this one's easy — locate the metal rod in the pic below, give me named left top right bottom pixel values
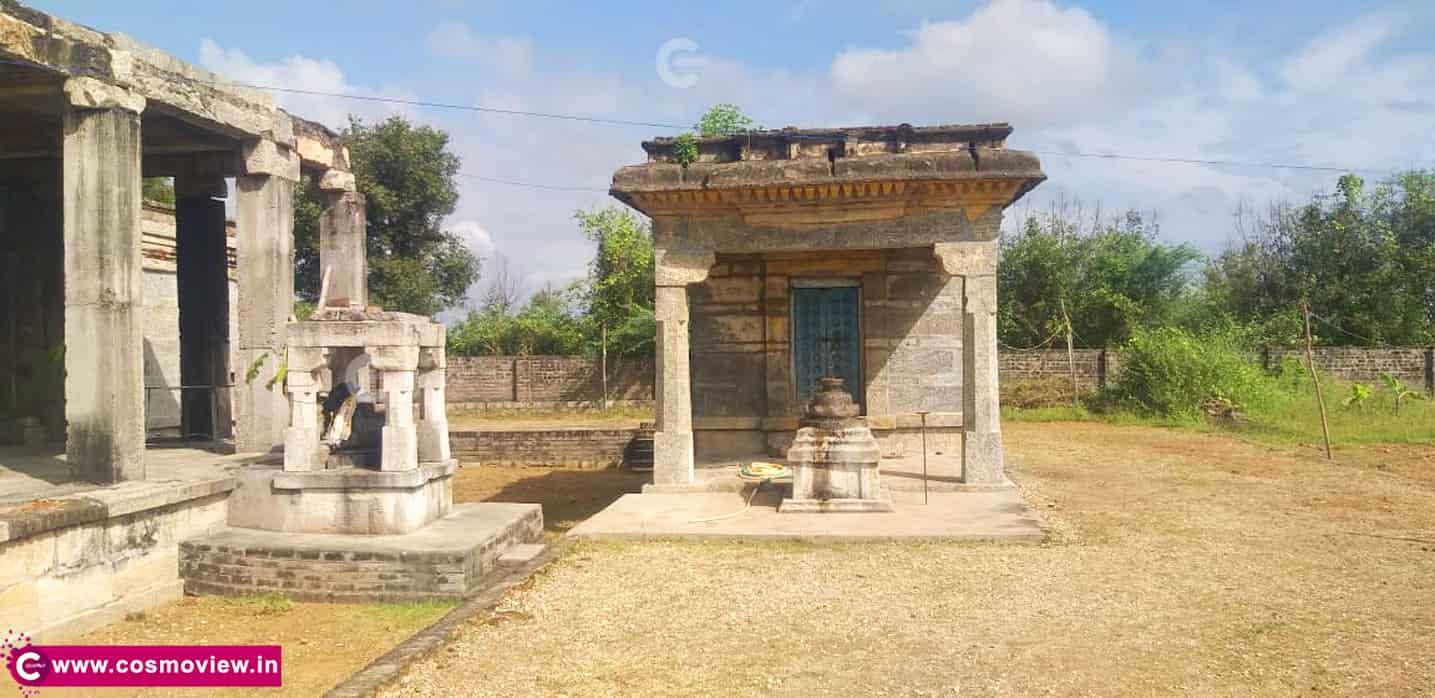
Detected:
left=917, top=410, right=930, bottom=505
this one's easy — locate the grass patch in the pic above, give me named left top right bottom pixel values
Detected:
left=1007, top=376, right=1435, bottom=447
left=363, top=599, right=458, bottom=625
left=229, top=592, right=294, bottom=616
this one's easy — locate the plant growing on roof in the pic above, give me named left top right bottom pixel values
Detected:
left=672, top=132, right=698, bottom=168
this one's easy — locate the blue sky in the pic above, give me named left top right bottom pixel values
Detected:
left=42, top=0, right=1435, bottom=309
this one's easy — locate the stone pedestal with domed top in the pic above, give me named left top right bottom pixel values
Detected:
left=780, top=376, right=893, bottom=513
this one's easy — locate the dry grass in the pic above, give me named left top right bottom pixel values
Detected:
left=387, top=422, right=1435, bottom=697
left=18, top=596, right=452, bottom=698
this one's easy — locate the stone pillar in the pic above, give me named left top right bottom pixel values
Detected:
left=652, top=247, right=714, bottom=486
left=175, top=176, right=231, bottom=441
left=416, top=346, right=451, bottom=463
left=283, top=347, right=327, bottom=472
left=61, top=78, right=146, bottom=483
left=372, top=346, right=419, bottom=471
left=935, top=241, right=1004, bottom=484
left=235, top=139, right=299, bottom=453
left=317, top=170, right=366, bottom=309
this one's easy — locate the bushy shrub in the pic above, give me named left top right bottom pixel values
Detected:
left=1105, top=326, right=1274, bottom=418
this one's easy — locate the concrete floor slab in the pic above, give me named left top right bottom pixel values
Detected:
left=569, top=484, right=1044, bottom=543
left=0, top=445, right=260, bottom=508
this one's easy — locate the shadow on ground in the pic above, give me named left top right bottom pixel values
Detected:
left=452, top=465, right=648, bottom=534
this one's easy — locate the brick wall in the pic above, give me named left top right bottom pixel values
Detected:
left=1262, top=347, right=1431, bottom=388
left=446, top=347, right=1434, bottom=408
left=449, top=429, right=639, bottom=468
left=998, top=347, right=1434, bottom=394
left=446, top=356, right=654, bottom=407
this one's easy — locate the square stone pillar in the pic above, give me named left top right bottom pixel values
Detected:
left=371, top=345, right=420, bottom=472
left=416, top=346, right=451, bottom=463
left=61, top=78, right=146, bottom=483
left=175, top=176, right=232, bottom=441
left=235, top=139, right=299, bottom=453
left=652, top=248, right=714, bottom=486
left=317, top=170, right=366, bottom=309
left=935, top=241, right=1005, bottom=485
left=283, top=347, right=327, bottom=472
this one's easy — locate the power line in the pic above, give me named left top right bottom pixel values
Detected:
left=457, top=172, right=606, bottom=193
left=223, top=82, right=688, bottom=130
left=1, top=57, right=1419, bottom=188
left=1027, top=148, right=1390, bottom=175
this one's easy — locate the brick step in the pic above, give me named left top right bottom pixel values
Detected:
left=179, top=503, right=543, bottom=602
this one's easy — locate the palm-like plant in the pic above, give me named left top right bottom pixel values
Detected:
left=1342, top=382, right=1372, bottom=411
left=1378, top=371, right=1428, bottom=415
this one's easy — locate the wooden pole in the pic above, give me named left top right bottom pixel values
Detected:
left=1303, top=301, right=1333, bottom=459
left=601, top=323, right=610, bottom=409
left=1061, top=297, right=1078, bottom=405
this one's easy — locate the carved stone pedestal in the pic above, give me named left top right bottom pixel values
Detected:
left=780, top=377, right=893, bottom=513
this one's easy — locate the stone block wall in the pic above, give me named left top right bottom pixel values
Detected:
left=449, top=429, right=637, bottom=468
left=446, top=356, right=654, bottom=407
left=0, top=489, right=230, bottom=641
left=1263, top=347, right=1431, bottom=388
left=998, top=347, right=1433, bottom=404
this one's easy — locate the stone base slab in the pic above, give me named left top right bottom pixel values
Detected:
left=779, top=494, right=894, bottom=513
left=181, top=503, right=544, bottom=602
left=227, top=461, right=456, bottom=534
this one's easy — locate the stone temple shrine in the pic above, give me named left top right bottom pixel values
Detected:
left=610, top=123, right=1046, bottom=495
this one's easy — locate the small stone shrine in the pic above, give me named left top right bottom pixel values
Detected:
left=781, top=376, right=891, bottom=513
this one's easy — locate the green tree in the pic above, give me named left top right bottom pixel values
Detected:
left=574, top=206, right=655, bottom=356
left=999, top=202, right=1200, bottom=348
left=447, top=285, right=585, bottom=356
left=142, top=177, right=175, bottom=205
left=1203, top=170, right=1435, bottom=346
left=294, top=116, right=480, bottom=317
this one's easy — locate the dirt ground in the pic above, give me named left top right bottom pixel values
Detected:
left=388, top=421, right=1435, bottom=697
left=8, top=596, right=452, bottom=698
left=453, top=463, right=648, bottom=538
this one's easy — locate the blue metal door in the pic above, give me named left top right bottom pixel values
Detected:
left=792, top=285, right=862, bottom=408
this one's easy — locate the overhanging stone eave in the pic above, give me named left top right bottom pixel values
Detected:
left=613, top=171, right=1046, bottom=223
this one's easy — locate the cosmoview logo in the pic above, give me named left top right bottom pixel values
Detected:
left=656, top=37, right=700, bottom=89
left=3, top=630, right=44, bottom=697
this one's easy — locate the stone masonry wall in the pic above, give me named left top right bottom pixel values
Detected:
left=446, top=356, right=654, bottom=407
left=449, top=429, right=637, bottom=468
left=446, top=350, right=1431, bottom=408
left=0, top=492, right=230, bottom=641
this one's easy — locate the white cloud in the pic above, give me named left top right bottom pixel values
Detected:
left=1279, top=13, right=1400, bottom=91
left=426, top=20, right=533, bottom=78
left=197, top=39, right=412, bottom=128
left=830, top=0, right=1146, bottom=127
left=449, top=219, right=495, bottom=256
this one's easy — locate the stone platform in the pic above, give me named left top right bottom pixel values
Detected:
left=180, top=503, right=543, bottom=602
left=570, top=485, right=1043, bottom=543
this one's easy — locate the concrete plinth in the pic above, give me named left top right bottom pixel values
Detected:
left=226, top=461, right=456, bottom=534
left=181, top=503, right=544, bottom=601
left=570, top=486, right=1042, bottom=543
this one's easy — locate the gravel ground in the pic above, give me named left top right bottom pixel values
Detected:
left=386, top=422, right=1435, bottom=696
